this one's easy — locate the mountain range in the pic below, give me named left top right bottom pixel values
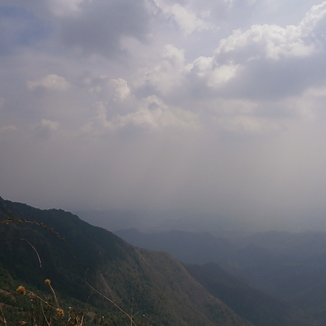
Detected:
left=116, top=228, right=326, bottom=325
left=0, top=197, right=251, bottom=326
left=1, top=197, right=325, bottom=325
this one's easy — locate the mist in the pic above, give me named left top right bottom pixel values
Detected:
left=1, top=0, right=326, bottom=233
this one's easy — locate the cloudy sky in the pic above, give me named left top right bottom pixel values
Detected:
left=1, top=0, right=326, bottom=227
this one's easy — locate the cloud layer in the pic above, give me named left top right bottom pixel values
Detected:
left=1, top=0, right=326, bottom=228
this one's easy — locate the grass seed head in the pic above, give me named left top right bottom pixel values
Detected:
left=16, top=286, right=26, bottom=295
left=28, top=292, right=37, bottom=299
left=56, top=308, right=64, bottom=317
left=17, top=321, right=27, bottom=326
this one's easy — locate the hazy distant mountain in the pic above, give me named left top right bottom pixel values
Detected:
left=74, top=208, right=326, bottom=236
left=0, top=197, right=251, bottom=326
left=186, top=262, right=311, bottom=326
left=73, top=209, right=266, bottom=235
left=230, top=231, right=326, bottom=322
left=116, top=227, right=326, bottom=325
left=115, top=228, right=236, bottom=264
left=3, top=196, right=326, bottom=325
left=72, top=209, right=153, bottom=231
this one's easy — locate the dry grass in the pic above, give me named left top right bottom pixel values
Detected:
left=0, top=279, right=151, bottom=326
left=0, top=218, right=159, bottom=326
left=0, top=281, right=87, bottom=326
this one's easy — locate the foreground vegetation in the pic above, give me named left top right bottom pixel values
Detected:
left=0, top=197, right=251, bottom=326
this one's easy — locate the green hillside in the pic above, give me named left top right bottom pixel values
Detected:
left=0, top=197, right=251, bottom=326
left=116, top=227, right=326, bottom=325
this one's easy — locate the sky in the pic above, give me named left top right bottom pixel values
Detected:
left=1, top=0, right=326, bottom=228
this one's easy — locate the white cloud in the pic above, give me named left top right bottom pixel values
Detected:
left=34, top=119, right=60, bottom=139
left=167, top=4, right=212, bottom=34
left=187, top=56, right=213, bottom=77
left=27, top=74, right=70, bottom=91
left=216, top=115, right=282, bottom=134
left=187, top=57, right=239, bottom=88
left=188, top=57, right=239, bottom=88
left=300, top=1, right=326, bottom=35
left=138, top=44, right=186, bottom=96
left=304, top=85, right=326, bottom=97
left=78, top=74, right=110, bottom=94
left=153, top=0, right=212, bottom=34
left=223, top=0, right=234, bottom=7
left=287, top=85, right=326, bottom=121
left=0, top=125, right=17, bottom=134
left=208, top=64, right=239, bottom=87
left=164, top=43, right=185, bottom=65
left=49, top=0, right=83, bottom=17
left=84, top=96, right=199, bottom=135
left=136, top=1, right=326, bottom=103
left=3, top=0, right=326, bottom=224
left=215, top=24, right=315, bottom=62
left=111, top=78, right=130, bottom=101
left=78, top=74, right=130, bottom=102
left=212, top=2, right=326, bottom=63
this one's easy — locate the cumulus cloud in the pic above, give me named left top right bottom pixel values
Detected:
left=84, top=95, right=198, bottom=136
left=27, top=74, right=70, bottom=91
left=188, top=56, right=239, bottom=88
left=215, top=24, right=315, bottom=61
left=186, top=2, right=326, bottom=101
left=78, top=73, right=110, bottom=94
left=137, top=44, right=186, bottom=97
left=216, top=115, right=283, bottom=134
left=135, top=2, right=326, bottom=105
left=34, top=119, right=60, bottom=139
left=49, top=0, right=83, bottom=17
left=2, top=0, right=326, bottom=228
left=300, top=1, right=326, bottom=35
left=154, top=0, right=213, bottom=34
left=0, top=125, right=17, bottom=134
left=304, top=85, right=326, bottom=97
left=111, top=78, right=130, bottom=101
left=214, top=2, right=326, bottom=63
left=287, top=85, right=326, bottom=121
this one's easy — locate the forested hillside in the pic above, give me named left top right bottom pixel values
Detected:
left=116, top=228, right=326, bottom=325
left=0, top=197, right=251, bottom=326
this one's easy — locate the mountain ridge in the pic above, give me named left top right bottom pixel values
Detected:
left=115, top=227, right=326, bottom=325
left=0, top=197, right=252, bottom=326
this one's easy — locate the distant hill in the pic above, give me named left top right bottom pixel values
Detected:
left=74, top=209, right=262, bottom=235
left=115, top=228, right=235, bottom=264
left=185, top=263, right=311, bottom=326
left=0, top=197, right=251, bottom=326
left=116, top=227, right=326, bottom=325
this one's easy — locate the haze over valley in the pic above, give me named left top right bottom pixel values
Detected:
left=2, top=197, right=326, bottom=326
left=1, top=1, right=326, bottom=232
left=2, top=1, right=326, bottom=325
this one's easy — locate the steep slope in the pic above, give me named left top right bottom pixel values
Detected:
left=0, top=197, right=251, bottom=326
left=186, top=263, right=312, bottom=326
left=115, top=228, right=323, bottom=325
